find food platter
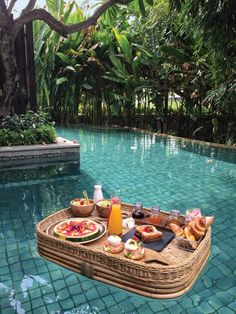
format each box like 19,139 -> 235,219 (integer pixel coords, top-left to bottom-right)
37,204 -> 212,299
46,218 -> 106,244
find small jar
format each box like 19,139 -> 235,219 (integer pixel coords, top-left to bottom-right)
132,202 -> 144,219
151,206 -> 161,217
134,202 -> 143,211
148,206 -> 162,225
169,209 -> 180,225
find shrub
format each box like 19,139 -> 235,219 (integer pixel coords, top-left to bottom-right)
0,112 -> 57,146
0,111 -> 54,131
35,125 -> 57,144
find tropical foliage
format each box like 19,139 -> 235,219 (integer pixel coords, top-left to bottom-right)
0,111 -> 56,146
34,0 -> 236,144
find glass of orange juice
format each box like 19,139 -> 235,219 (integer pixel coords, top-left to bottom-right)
108,203 -> 122,236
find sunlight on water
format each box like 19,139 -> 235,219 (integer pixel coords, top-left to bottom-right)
0,127 -> 236,313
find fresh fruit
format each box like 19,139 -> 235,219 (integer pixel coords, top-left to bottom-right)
54,219 -> 99,242
71,198 -> 93,206
97,200 -> 112,208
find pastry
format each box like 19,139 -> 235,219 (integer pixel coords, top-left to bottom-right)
124,238 -> 144,260
169,223 -> 184,237
184,226 -> 197,249
188,218 -> 206,240
135,225 -> 163,242
103,235 -> 124,254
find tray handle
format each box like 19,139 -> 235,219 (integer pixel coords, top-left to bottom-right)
81,262 -> 94,279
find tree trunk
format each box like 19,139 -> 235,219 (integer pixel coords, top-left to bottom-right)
0,10 -> 18,117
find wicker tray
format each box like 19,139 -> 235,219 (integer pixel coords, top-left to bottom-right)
36,203 -> 211,299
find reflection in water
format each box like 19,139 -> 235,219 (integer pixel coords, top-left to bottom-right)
0,127 -> 236,313
64,305 -> 100,314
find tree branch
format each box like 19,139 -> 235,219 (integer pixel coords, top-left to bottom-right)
20,0 -> 36,16
0,0 -> 8,16
7,0 -> 17,14
13,0 -> 132,39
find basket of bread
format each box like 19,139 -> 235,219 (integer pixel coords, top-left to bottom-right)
170,213 -> 214,251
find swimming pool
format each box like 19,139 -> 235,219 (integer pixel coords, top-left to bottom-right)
0,126 -> 236,313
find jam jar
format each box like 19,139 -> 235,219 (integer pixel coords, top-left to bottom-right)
148,206 -> 162,226
132,202 -> 144,219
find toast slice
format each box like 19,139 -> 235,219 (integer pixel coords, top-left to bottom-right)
135,225 -> 163,242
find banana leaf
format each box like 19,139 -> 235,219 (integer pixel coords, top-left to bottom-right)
159,45 -> 191,62
56,52 -> 75,66
108,47 -> 129,76
56,77 -> 68,85
113,29 -> 133,63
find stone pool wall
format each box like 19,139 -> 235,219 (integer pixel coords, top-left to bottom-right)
0,137 -> 80,166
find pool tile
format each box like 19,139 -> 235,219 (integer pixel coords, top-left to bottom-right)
32,306 -> 48,314
68,284 -> 81,296
59,297 -> 75,310
29,288 -> 42,300
85,287 -> 101,302
89,298 -> 106,311
1,128 -> 236,313
71,293 -> 87,305
118,299 -> 136,312
81,280 -> 96,292
217,308 -> 236,314
214,291 -> 235,305
31,297 -> 45,309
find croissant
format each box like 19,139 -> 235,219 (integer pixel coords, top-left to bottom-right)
169,223 -> 184,237
184,226 -> 197,249
188,218 -> 205,240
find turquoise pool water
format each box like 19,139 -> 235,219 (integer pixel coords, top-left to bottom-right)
0,126 -> 236,314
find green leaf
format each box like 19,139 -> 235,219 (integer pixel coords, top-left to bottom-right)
212,118 -> 219,127
103,75 -> 126,84
56,77 -> 68,85
132,43 -> 153,57
159,45 -> 191,62
64,1 -> 76,24
113,28 -> 132,63
67,8 -> 84,24
133,0 -> 139,13
138,0 -> 146,16
56,52 -> 74,65
132,55 -> 140,75
81,83 -> 93,90
65,66 -> 76,72
46,0 -> 63,18
145,0 -> 153,5
110,67 -> 126,79
108,47 -> 128,76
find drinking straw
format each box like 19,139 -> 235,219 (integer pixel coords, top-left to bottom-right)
83,190 -> 89,205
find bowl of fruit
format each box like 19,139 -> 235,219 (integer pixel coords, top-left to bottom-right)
70,198 -> 94,217
95,199 -> 112,218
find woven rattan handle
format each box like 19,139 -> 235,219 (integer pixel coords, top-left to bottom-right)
81,262 -> 94,279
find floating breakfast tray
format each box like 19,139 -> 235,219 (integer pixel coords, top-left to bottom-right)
36,203 -> 211,299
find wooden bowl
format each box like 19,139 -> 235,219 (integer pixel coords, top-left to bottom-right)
70,198 -> 94,217
95,199 -> 112,218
